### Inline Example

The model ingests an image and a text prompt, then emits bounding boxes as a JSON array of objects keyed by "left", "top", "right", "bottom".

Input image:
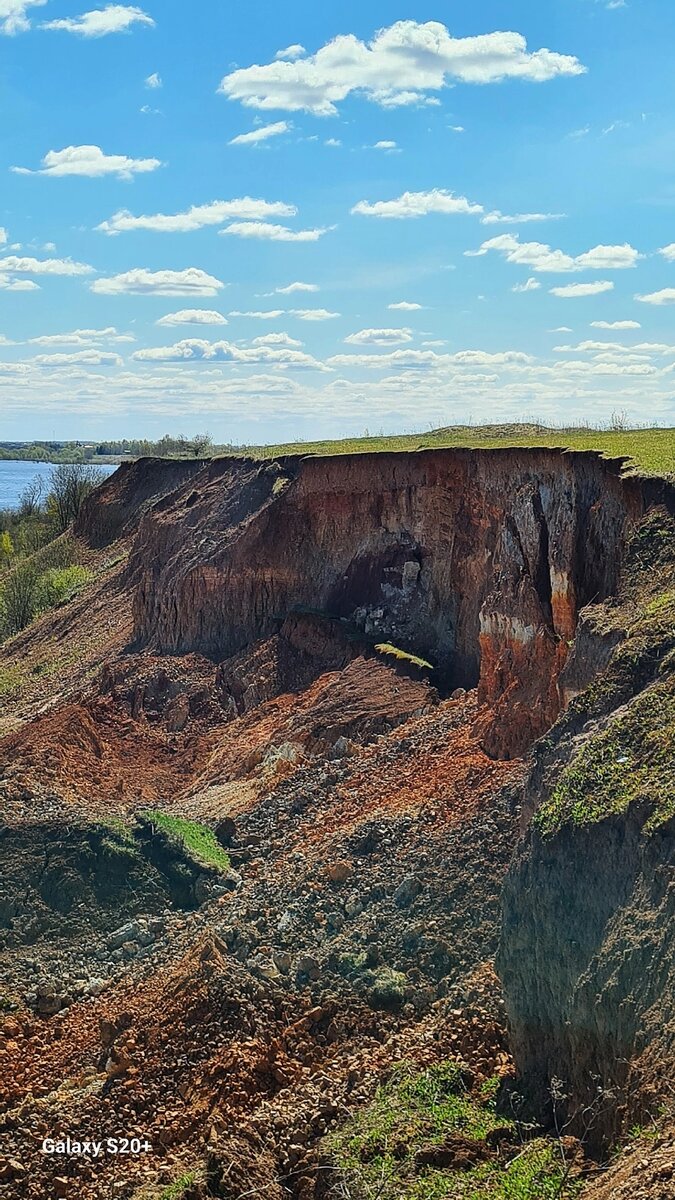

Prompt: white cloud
[
  {"left": 549, "top": 326, "right": 573, "bottom": 333},
  {"left": 13, "top": 144, "right": 162, "bottom": 180},
  {"left": 0, "top": 254, "right": 93, "bottom": 275},
  {"left": 91, "top": 268, "right": 225, "bottom": 297},
  {"left": 468, "top": 233, "right": 640, "bottom": 272},
  {"left": 145, "top": 71, "right": 162, "bottom": 88},
  {"left": 218, "top": 20, "right": 585, "bottom": 115},
  {"left": 275, "top": 44, "right": 305, "bottom": 61},
  {"left": 550, "top": 281, "right": 615, "bottom": 297},
  {"left": 156, "top": 310, "right": 228, "bottom": 327},
  {"left": 43, "top": 4, "right": 154, "bottom": 37},
  {"left": 0, "top": 276, "right": 39, "bottom": 290},
  {"left": 229, "top": 120, "right": 291, "bottom": 146},
  {"left": 290, "top": 308, "right": 340, "bottom": 321},
  {"left": 275, "top": 281, "right": 318, "bottom": 294},
  {"left": 28, "top": 327, "right": 133, "bottom": 345},
  {"left": 344, "top": 327, "right": 413, "bottom": 346},
  {"left": 32, "top": 350, "right": 123, "bottom": 367},
  {"left": 0, "top": 227, "right": 6, "bottom": 244},
  {"left": 658, "top": 243, "right": 675, "bottom": 263},
  {"left": 512, "top": 277, "right": 541, "bottom": 293},
  {"left": 132, "top": 338, "right": 325, "bottom": 369},
  {"left": 97, "top": 197, "right": 295, "bottom": 234},
  {"left": 250, "top": 332, "right": 302, "bottom": 347},
  {"left": 372, "top": 140, "right": 398, "bottom": 151},
  {"left": 556, "top": 340, "right": 675, "bottom": 356},
  {"left": 352, "top": 188, "right": 483, "bottom": 219},
  {"left": 325, "top": 138, "right": 341, "bottom": 148},
  {"left": 0, "top": 0, "right": 46, "bottom": 35},
  {"left": 449, "top": 125, "right": 465, "bottom": 133},
  {"left": 635, "top": 289, "right": 675, "bottom": 306},
  {"left": 229, "top": 310, "right": 285, "bottom": 319},
  {"left": 388, "top": 301, "right": 423, "bottom": 311},
  {"left": 327, "top": 348, "right": 531, "bottom": 370},
  {"left": 220, "top": 221, "right": 327, "bottom": 242},
  {"left": 481, "top": 210, "right": 565, "bottom": 225},
  {"left": 591, "top": 319, "right": 641, "bottom": 329}
]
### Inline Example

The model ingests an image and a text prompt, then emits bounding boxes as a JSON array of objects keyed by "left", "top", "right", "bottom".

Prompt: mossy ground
[
  {"left": 324, "top": 1062, "right": 579, "bottom": 1199},
  {"left": 237, "top": 424, "right": 674, "bottom": 480},
  {"left": 144, "top": 811, "right": 230, "bottom": 873}
]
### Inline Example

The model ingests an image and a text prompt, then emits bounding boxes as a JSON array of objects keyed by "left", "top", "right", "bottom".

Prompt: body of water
[{"left": 0, "top": 460, "right": 117, "bottom": 511}]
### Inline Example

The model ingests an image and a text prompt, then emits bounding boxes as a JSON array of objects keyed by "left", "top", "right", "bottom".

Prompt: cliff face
[{"left": 127, "top": 448, "right": 644, "bottom": 758}]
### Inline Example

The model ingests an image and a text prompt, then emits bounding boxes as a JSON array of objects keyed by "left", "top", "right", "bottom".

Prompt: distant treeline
[{"left": 0, "top": 433, "right": 220, "bottom": 464}]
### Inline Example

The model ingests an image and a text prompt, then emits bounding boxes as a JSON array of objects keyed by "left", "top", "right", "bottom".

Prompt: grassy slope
[{"left": 237, "top": 425, "right": 675, "bottom": 479}]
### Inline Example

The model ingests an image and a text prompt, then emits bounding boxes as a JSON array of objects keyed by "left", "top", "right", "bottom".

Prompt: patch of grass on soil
[
  {"left": 145, "top": 811, "right": 230, "bottom": 873},
  {"left": 324, "top": 1061, "right": 578, "bottom": 1199},
  {"left": 536, "top": 679, "right": 675, "bottom": 836}
]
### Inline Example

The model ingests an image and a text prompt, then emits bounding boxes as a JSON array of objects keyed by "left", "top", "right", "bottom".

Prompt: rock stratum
[{"left": 0, "top": 446, "right": 674, "bottom": 1199}]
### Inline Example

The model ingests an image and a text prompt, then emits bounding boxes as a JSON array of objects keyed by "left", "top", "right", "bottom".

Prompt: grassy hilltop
[{"left": 241, "top": 423, "right": 675, "bottom": 480}]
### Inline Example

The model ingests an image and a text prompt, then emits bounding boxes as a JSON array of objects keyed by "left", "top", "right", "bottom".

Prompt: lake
[{"left": 0, "top": 460, "right": 117, "bottom": 511}]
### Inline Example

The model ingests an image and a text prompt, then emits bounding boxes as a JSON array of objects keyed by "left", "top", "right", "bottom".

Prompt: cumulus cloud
[
  {"left": 512, "top": 277, "right": 541, "bottom": 293},
  {"left": 275, "top": 44, "right": 305, "bottom": 61},
  {"left": 591, "top": 319, "right": 641, "bottom": 329},
  {"left": 388, "top": 300, "right": 423, "bottom": 311},
  {"left": 156, "top": 310, "right": 228, "bottom": 327},
  {"left": 481, "top": 210, "right": 565, "bottom": 225},
  {"left": 220, "top": 221, "right": 327, "bottom": 242},
  {"left": 372, "top": 140, "right": 398, "bottom": 151},
  {"left": 550, "top": 281, "right": 614, "bottom": 297},
  {"left": 218, "top": 20, "right": 585, "bottom": 115},
  {"left": 635, "top": 288, "right": 675, "bottom": 305},
  {"left": 0, "top": 275, "right": 40, "bottom": 291},
  {"left": 31, "top": 349, "right": 124, "bottom": 366},
  {"left": 132, "top": 338, "right": 326, "bottom": 369},
  {"left": 145, "top": 71, "right": 162, "bottom": 88},
  {"left": 28, "top": 327, "right": 133, "bottom": 345},
  {"left": 97, "top": 197, "right": 296, "bottom": 234},
  {"left": 344, "top": 327, "right": 413, "bottom": 346},
  {"left": 468, "top": 233, "right": 640, "bottom": 272},
  {"left": 658, "top": 244, "right": 675, "bottom": 262},
  {"left": 0, "top": 254, "right": 93, "bottom": 275},
  {"left": 275, "top": 281, "right": 318, "bottom": 294},
  {"left": 250, "top": 332, "right": 303, "bottom": 347},
  {"left": 0, "top": 227, "right": 6, "bottom": 244},
  {"left": 12, "top": 144, "right": 162, "bottom": 180},
  {"left": 290, "top": 308, "right": 340, "bottom": 321},
  {"left": 327, "top": 348, "right": 531, "bottom": 369},
  {"left": 43, "top": 4, "right": 154, "bottom": 36},
  {"left": 229, "top": 120, "right": 291, "bottom": 146},
  {"left": 352, "top": 188, "right": 483, "bottom": 219},
  {"left": 91, "top": 268, "right": 225, "bottom": 297},
  {"left": 0, "top": 0, "right": 46, "bottom": 35}
]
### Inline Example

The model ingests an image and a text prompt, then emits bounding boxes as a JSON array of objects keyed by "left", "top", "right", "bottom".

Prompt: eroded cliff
[{"left": 127, "top": 448, "right": 646, "bottom": 758}]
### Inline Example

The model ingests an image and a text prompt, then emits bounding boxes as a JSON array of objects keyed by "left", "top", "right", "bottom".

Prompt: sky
[{"left": 1, "top": 0, "right": 675, "bottom": 444}]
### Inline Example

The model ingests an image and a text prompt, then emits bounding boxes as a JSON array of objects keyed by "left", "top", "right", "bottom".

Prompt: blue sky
[{"left": 1, "top": 0, "right": 675, "bottom": 443}]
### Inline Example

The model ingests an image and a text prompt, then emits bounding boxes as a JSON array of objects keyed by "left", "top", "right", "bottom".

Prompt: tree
[
  {"left": 47, "top": 463, "right": 106, "bottom": 534},
  {"left": 19, "top": 476, "right": 44, "bottom": 518},
  {"left": 0, "top": 563, "right": 39, "bottom": 635},
  {"left": 192, "top": 433, "right": 213, "bottom": 458}
]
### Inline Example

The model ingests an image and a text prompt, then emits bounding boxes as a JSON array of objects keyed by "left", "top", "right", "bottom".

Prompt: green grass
[
  {"left": 375, "top": 642, "right": 434, "bottom": 671},
  {"left": 324, "top": 1061, "right": 578, "bottom": 1199},
  {"left": 231, "top": 424, "right": 675, "bottom": 480},
  {"left": 157, "top": 1173, "right": 197, "bottom": 1200},
  {"left": 145, "top": 811, "right": 230, "bottom": 873},
  {"left": 536, "top": 679, "right": 675, "bottom": 836},
  {"left": 0, "top": 664, "right": 24, "bottom": 697}
]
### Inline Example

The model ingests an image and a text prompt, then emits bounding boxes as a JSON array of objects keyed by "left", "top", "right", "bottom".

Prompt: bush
[{"left": 47, "top": 463, "right": 106, "bottom": 533}]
